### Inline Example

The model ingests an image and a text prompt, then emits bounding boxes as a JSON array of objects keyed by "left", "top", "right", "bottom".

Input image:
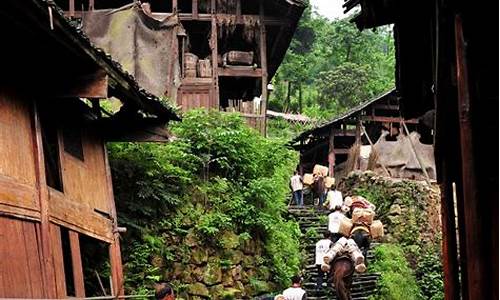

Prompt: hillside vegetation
[{"left": 109, "top": 110, "right": 301, "bottom": 298}]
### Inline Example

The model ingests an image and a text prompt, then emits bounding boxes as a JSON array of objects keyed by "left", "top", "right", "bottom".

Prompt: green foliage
[
  {"left": 269, "top": 14, "right": 395, "bottom": 121},
  {"left": 109, "top": 110, "right": 301, "bottom": 293},
  {"left": 368, "top": 244, "right": 424, "bottom": 300},
  {"left": 414, "top": 243, "right": 445, "bottom": 300}
]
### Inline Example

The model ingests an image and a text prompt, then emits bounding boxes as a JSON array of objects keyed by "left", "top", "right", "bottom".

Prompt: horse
[
  {"left": 350, "top": 226, "right": 372, "bottom": 258},
  {"left": 329, "top": 256, "right": 354, "bottom": 300}
]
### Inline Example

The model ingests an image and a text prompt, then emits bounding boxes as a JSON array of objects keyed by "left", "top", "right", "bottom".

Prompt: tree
[{"left": 316, "top": 62, "right": 370, "bottom": 109}]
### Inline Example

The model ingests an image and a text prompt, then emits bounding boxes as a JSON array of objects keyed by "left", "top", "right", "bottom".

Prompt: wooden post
[
  {"left": 102, "top": 143, "right": 124, "bottom": 297},
  {"left": 259, "top": 0, "right": 268, "bottom": 136},
  {"left": 211, "top": 0, "right": 219, "bottom": 109},
  {"left": 32, "top": 101, "right": 56, "bottom": 298},
  {"left": 328, "top": 128, "right": 335, "bottom": 177},
  {"left": 192, "top": 0, "right": 198, "bottom": 19},
  {"left": 69, "top": 0, "right": 75, "bottom": 17},
  {"left": 88, "top": 0, "right": 94, "bottom": 10},
  {"left": 236, "top": 0, "right": 242, "bottom": 23},
  {"left": 69, "top": 231, "right": 85, "bottom": 298},
  {"left": 455, "top": 14, "right": 486, "bottom": 300},
  {"left": 173, "top": 0, "right": 178, "bottom": 13}
]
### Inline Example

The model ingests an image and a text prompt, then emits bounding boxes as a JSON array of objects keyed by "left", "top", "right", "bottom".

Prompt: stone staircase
[{"left": 288, "top": 206, "right": 380, "bottom": 300}]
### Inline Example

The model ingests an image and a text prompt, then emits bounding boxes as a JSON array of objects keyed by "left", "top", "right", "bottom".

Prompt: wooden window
[
  {"left": 41, "top": 115, "right": 64, "bottom": 191},
  {"left": 63, "top": 126, "right": 84, "bottom": 161}
]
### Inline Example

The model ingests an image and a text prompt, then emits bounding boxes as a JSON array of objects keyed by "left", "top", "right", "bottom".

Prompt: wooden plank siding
[
  {"left": 0, "top": 217, "right": 45, "bottom": 298},
  {"left": 58, "top": 128, "right": 110, "bottom": 214}
]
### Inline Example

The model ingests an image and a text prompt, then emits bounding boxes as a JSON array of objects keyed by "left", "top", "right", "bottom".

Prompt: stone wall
[{"left": 161, "top": 230, "right": 274, "bottom": 299}]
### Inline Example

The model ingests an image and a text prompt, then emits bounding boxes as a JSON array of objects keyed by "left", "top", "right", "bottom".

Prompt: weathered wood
[
  {"left": 22, "top": 220, "right": 44, "bottom": 298},
  {"left": 236, "top": 0, "right": 241, "bottom": 22},
  {"left": 93, "top": 118, "right": 172, "bottom": 142},
  {"left": 69, "top": 230, "right": 85, "bottom": 297},
  {"left": 0, "top": 90, "right": 37, "bottom": 186},
  {"left": 48, "top": 189, "right": 114, "bottom": 242},
  {"left": 455, "top": 14, "right": 485, "bottom": 300},
  {"left": 58, "top": 126, "right": 110, "bottom": 215},
  {"left": 361, "top": 115, "right": 418, "bottom": 124},
  {"left": 259, "top": 0, "right": 268, "bottom": 136},
  {"left": 0, "top": 203, "right": 40, "bottom": 221},
  {"left": 102, "top": 142, "right": 124, "bottom": 297},
  {"left": 69, "top": 0, "right": 75, "bottom": 17},
  {"left": 53, "top": 69, "right": 108, "bottom": 99},
  {"left": 217, "top": 67, "right": 262, "bottom": 77},
  {"left": 328, "top": 128, "right": 335, "bottom": 176},
  {"left": 172, "top": 0, "right": 178, "bottom": 12},
  {"left": 0, "top": 173, "right": 38, "bottom": 213},
  {"left": 372, "top": 104, "right": 400, "bottom": 111},
  {"left": 32, "top": 101, "right": 57, "bottom": 299},
  {"left": 0, "top": 217, "right": 44, "bottom": 298},
  {"left": 192, "top": 0, "right": 198, "bottom": 18},
  {"left": 50, "top": 224, "right": 67, "bottom": 298},
  {"left": 211, "top": 0, "right": 219, "bottom": 108}
]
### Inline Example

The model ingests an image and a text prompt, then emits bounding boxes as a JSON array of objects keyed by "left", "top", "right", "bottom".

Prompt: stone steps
[{"left": 288, "top": 205, "right": 380, "bottom": 300}]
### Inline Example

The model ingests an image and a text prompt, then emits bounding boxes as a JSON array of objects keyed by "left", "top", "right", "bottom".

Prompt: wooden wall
[
  {"left": 50, "top": 125, "right": 113, "bottom": 241},
  {"left": 0, "top": 90, "right": 39, "bottom": 219},
  {"left": 177, "top": 80, "right": 216, "bottom": 112},
  {"left": 0, "top": 217, "right": 68, "bottom": 298}
]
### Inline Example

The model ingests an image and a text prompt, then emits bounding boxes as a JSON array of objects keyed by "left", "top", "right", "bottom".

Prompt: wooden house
[
  {"left": 55, "top": 0, "right": 306, "bottom": 135},
  {"left": 290, "top": 89, "right": 435, "bottom": 181},
  {"left": 342, "top": 0, "right": 498, "bottom": 299},
  {"left": 0, "top": 0, "right": 178, "bottom": 298}
]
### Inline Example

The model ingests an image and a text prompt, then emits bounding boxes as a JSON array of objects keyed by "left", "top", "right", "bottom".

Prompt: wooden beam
[
  {"left": 53, "top": 69, "right": 108, "bottom": 99},
  {"left": 372, "top": 104, "right": 400, "bottom": 110},
  {"left": 69, "top": 231, "right": 85, "bottom": 298},
  {"left": 361, "top": 115, "right": 418, "bottom": 124},
  {"left": 92, "top": 118, "right": 172, "bottom": 142},
  {"left": 218, "top": 67, "right": 262, "bottom": 77},
  {"left": 31, "top": 101, "right": 56, "bottom": 298}
]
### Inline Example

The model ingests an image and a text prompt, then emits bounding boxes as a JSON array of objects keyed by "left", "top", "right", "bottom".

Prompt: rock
[
  {"left": 234, "top": 281, "right": 246, "bottom": 297},
  {"left": 389, "top": 204, "right": 402, "bottom": 215},
  {"left": 192, "top": 266, "right": 204, "bottom": 282},
  {"left": 231, "top": 265, "right": 242, "bottom": 281},
  {"left": 241, "top": 255, "right": 255, "bottom": 268},
  {"left": 225, "top": 249, "right": 244, "bottom": 265},
  {"left": 203, "top": 262, "right": 222, "bottom": 286},
  {"left": 191, "top": 247, "right": 208, "bottom": 265},
  {"left": 222, "top": 270, "right": 235, "bottom": 287},
  {"left": 187, "top": 282, "right": 209, "bottom": 297},
  {"left": 221, "top": 231, "right": 240, "bottom": 249},
  {"left": 184, "top": 229, "right": 198, "bottom": 247},
  {"left": 209, "top": 284, "right": 225, "bottom": 298},
  {"left": 257, "top": 266, "right": 271, "bottom": 280},
  {"left": 171, "top": 262, "right": 184, "bottom": 279},
  {"left": 246, "top": 280, "right": 271, "bottom": 296},
  {"left": 151, "top": 255, "right": 165, "bottom": 268},
  {"left": 240, "top": 238, "right": 256, "bottom": 255}
]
